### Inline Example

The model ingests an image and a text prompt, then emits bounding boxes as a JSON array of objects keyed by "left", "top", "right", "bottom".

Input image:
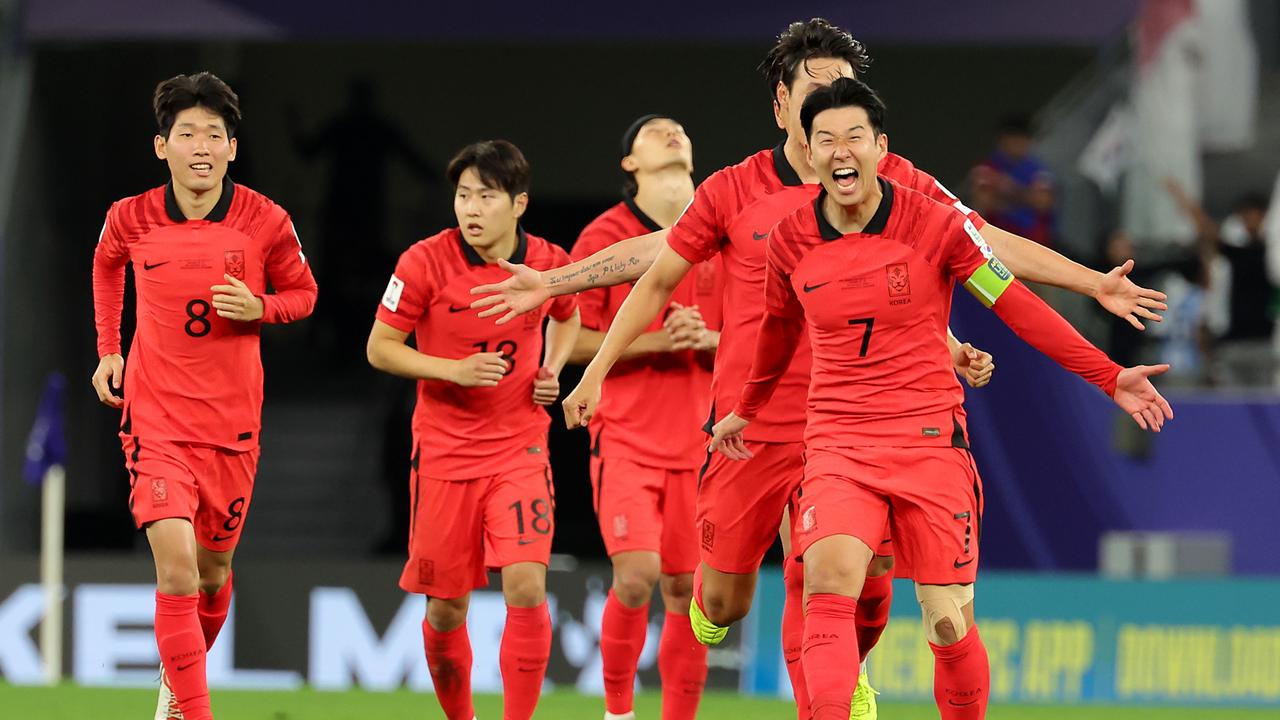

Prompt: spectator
[
  {"left": 972, "top": 114, "right": 1057, "bottom": 247},
  {"left": 1165, "top": 178, "right": 1276, "bottom": 387}
]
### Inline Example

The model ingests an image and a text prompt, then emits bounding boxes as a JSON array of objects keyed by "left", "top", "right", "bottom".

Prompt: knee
[
  {"left": 660, "top": 573, "right": 694, "bottom": 614},
  {"left": 916, "top": 583, "right": 974, "bottom": 647},
  {"left": 199, "top": 565, "right": 231, "bottom": 596},
  {"left": 427, "top": 597, "right": 469, "bottom": 632},
  {"left": 803, "top": 560, "right": 864, "bottom": 597},
  {"left": 502, "top": 572, "right": 546, "bottom": 608},
  {"left": 701, "top": 587, "right": 750, "bottom": 626},
  {"left": 612, "top": 566, "right": 659, "bottom": 608},
  {"left": 156, "top": 561, "right": 199, "bottom": 596},
  {"left": 868, "top": 554, "right": 895, "bottom": 577}
]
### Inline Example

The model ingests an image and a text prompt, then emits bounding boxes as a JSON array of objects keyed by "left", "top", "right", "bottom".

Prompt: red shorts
[
  {"left": 590, "top": 456, "right": 698, "bottom": 575},
  {"left": 401, "top": 464, "right": 555, "bottom": 598},
  {"left": 695, "top": 440, "right": 804, "bottom": 574},
  {"left": 795, "top": 446, "right": 983, "bottom": 584},
  {"left": 122, "top": 436, "right": 260, "bottom": 553}
]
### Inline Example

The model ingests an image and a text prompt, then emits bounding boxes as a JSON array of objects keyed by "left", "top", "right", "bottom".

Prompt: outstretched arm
[
  {"left": 470, "top": 230, "right": 668, "bottom": 324},
  {"left": 561, "top": 243, "right": 693, "bottom": 427},
  {"left": 978, "top": 223, "right": 1167, "bottom": 331},
  {"left": 964, "top": 257, "right": 1173, "bottom": 431}
]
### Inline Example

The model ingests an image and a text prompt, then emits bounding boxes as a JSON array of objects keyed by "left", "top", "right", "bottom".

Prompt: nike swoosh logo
[
  {"left": 143, "top": 261, "right": 170, "bottom": 270},
  {"left": 212, "top": 534, "right": 235, "bottom": 543},
  {"left": 953, "top": 557, "right": 974, "bottom": 569},
  {"left": 948, "top": 698, "right": 979, "bottom": 707},
  {"left": 448, "top": 305, "right": 470, "bottom": 313},
  {"left": 176, "top": 661, "right": 199, "bottom": 672},
  {"left": 802, "top": 281, "right": 831, "bottom": 293},
  {"left": 517, "top": 538, "right": 536, "bottom": 546},
  {"left": 752, "top": 231, "right": 769, "bottom": 241}
]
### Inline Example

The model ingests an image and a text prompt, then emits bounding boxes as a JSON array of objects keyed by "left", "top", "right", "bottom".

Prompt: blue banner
[{"left": 742, "top": 571, "right": 1280, "bottom": 707}]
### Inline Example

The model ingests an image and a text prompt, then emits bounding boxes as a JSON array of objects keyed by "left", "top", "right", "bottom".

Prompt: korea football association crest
[
  {"left": 224, "top": 250, "right": 246, "bottom": 280},
  {"left": 886, "top": 262, "right": 911, "bottom": 297}
]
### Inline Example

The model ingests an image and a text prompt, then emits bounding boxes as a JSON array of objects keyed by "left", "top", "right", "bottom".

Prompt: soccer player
[
  {"left": 470, "top": 18, "right": 1164, "bottom": 719},
  {"left": 366, "top": 140, "right": 580, "bottom": 720},
  {"left": 709, "top": 78, "right": 1173, "bottom": 720},
  {"left": 569, "top": 114, "right": 721, "bottom": 720},
  {"left": 90, "top": 72, "right": 318, "bottom": 720}
]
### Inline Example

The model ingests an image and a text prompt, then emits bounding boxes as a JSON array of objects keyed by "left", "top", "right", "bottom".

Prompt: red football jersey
[
  {"left": 572, "top": 197, "right": 723, "bottom": 468},
  {"left": 376, "top": 228, "right": 578, "bottom": 480},
  {"left": 740, "top": 178, "right": 1120, "bottom": 449},
  {"left": 666, "top": 144, "right": 984, "bottom": 443},
  {"left": 93, "top": 179, "right": 318, "bottom": 451}
]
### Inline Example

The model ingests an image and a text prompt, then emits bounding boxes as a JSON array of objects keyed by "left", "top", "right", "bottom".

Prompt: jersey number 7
[{"left": 848, "top": 317, "right": 875, "bottom": 357}]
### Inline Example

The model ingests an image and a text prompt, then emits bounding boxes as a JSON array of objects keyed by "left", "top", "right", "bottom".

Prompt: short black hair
[
  {"left": 997, "top": 113, "right": 1034, "bottom": 138},
  {"left": 800, "top": 77, "right": 886, "bottom": 140},
  {"left": 758, "top": 18, "right": 872, "bottom": 103},
  {"left": 446, "top": 140, "right": 531, "bottom": 198},
  {"left": 620, "top": 114, "right": 673, "bottom": 197},
  {"left": 153, "top": 72, "right": 241, "bottom": 139}
]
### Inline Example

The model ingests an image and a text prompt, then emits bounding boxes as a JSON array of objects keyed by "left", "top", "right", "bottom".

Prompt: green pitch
[{"left": 4, "top": 684, "right": 1280, "bottom": 719}]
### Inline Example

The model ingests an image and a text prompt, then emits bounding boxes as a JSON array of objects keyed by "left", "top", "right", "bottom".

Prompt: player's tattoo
[{"left": 546, "top": 252, "right": 643, "bottom": 290}]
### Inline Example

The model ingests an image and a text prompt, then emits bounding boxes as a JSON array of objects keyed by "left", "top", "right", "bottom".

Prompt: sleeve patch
[
  {"left": 381, "top": 274, "right": 405, "bottom": 312},
  {"left": 964, "top": 257, "right": 1015, "bottom": 308},
  {"left": 964, "top": 219, "right": 993, "bottom": 259}
]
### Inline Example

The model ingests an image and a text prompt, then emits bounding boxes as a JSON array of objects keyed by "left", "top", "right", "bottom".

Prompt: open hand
[
  {"left": 708, "top": 412, "right": 752, "bottom": 460},
  {"left": 1096, "top": 259, "right": 1167, "bottom": 331},
  {"left": 1113, "top": 364, "right": 1174, "bottom": 431},
  {"left": 470, "top": 259, "right": 549, "bottom": 325}
]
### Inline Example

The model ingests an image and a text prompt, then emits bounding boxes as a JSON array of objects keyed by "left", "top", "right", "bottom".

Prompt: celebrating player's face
[
  {"left": 806, "top": 105, "right": 887, "bottom": 207},
  {"left": 454, "top": 166, "right": 527, "bottom": 251},
  {"left": 154, "top": 106, "right": 237, "bottom": 195},
  {"left": 773, "top": 57, "right": 855, "bottom": 143},
  {"left": 623, "top": 118, "right": 693, "bottom": 175}
]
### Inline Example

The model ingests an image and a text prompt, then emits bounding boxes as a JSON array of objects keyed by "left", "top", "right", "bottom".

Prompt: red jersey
[
  {"left": 376, "top": 228, "right": 578, "bottom": 480},
  {"left": 572, "top": 197, "right": 723, "bottom": 468},
  {"left": 739, "top": 178, "right": 1121, "bottom": 449},
  {"left": 666, "top": 144, "right": 985, "bottom": 443},
  {"left": 93, "top": 179, "right": 318, "bottom": 451}
]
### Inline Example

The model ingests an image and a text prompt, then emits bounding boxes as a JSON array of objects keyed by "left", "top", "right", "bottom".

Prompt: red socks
[
  {"left": 930, "top": 626, "right": 990, "bottom": 719},
  {"left": 802, "top": 593, "right": 860, "bottom": 720},
  {"left": 197, "top": 573, "right": 233, "bottom": 651},
  {"left": 600, "top": 590, "right": 648, "bottom": 715},
  {"left": 658, "top": 610, "right": 707, "bottom": 720},
  {"left": 855, "top": 570, "right": 893, "bottom": 664},
  {"left": 781, "top": 555, "right": 811, "bottom": 719},
  {"left": 423, "top": 620, "right": 475, "bottom": 720},
  {"left": 500, "top": 602, "right": 551, "bottom": 720},
  {"left": 155, "top": 592, "right": 212, "bottom": 720}
]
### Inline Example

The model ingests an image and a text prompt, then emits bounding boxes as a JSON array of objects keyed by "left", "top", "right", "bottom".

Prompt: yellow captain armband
[{"left": 963, "top": 256, "right": 1015, "bottom": 308}]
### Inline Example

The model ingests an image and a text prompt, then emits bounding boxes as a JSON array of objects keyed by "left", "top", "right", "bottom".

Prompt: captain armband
[{"left": 963, "top": 257, "right": 1014, "bottom": 308}]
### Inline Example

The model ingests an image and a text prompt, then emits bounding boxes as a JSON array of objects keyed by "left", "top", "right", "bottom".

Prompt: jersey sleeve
[
  {"left": 666, "top": 170, "right": 730, "bottom": 264},
  {"left": 260, "top": 212, "right": 319, "bottom": 324},
  {"left": 764, "top": 225, "right": 804, "bottom": 320},
  {"left": 938, "top": 210, "right": 1122, "bottom": 395},
  {"left": 569, "top": 226, "right": 611, "bottom": 330},
  {"left": 545, "top": 244, "right": 579, "bottom": 321},
  {"left": 92, "top": 203, "right": 130, "bottom": 357},
  {"left": 375, "top": 245, "right": 433, "bottom": 333}
]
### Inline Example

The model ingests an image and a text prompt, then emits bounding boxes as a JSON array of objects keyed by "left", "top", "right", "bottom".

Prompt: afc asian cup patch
[
  {"left": 886, "top": 263, "right": 911, "bottom": 297},
  {"left": 382, "top": 275, "right": 404, "bottom": 312},
  {"left": 224, "top": 250, "right": 245, "bottom": 280}
]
